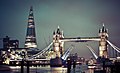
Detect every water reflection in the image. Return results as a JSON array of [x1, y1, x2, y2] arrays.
[[51, 67, 67, 73], [0, 65, 90, 73], [11, 66, 67, 73]]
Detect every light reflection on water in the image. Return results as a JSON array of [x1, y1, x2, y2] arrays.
[[51, 67, 67, 73], [0, 66, 67, 73], [0, 65, 89, 73]]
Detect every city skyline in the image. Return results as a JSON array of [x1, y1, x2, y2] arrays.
[[0, 0, 120, 58]]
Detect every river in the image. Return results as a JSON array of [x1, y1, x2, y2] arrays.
[[0, 65, 91, 73]]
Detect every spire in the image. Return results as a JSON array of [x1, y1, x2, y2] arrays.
[[56, 25, 60, 34], [102, 23, 104, 27], [61, 30, 64, 37], [57, 25, 60, 29], [102, 23, 108, 33], [53, 30, 55, 35], [25, 6, 37, 49], [30, 6, 33, 11], [102, 23, 105, 32], [99, 23, 108, 33], [29, 6, 33, 17]]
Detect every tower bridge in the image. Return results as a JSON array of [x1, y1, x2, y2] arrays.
[[8, 24, 120, 66], [52, 24, 108, 60], [9, 23, 120, 66], [6, 6, 120, 67], [50, 24, 120, 64]]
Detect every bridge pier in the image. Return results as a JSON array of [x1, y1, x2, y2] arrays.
[[27, 61, 30, 73], [67, 58, 71, 73], [20, 59, 30, 73], [21, 59, 24, 73]]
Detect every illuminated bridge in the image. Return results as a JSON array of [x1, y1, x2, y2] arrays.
[[3, 6, 120, 67], [7, 24, 120, 66]]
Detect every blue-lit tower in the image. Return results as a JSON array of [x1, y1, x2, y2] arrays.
[[25, 6, 37, 49]]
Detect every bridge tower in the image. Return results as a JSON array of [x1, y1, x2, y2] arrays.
[[99, 24, 108, 58], [25, 6, 37, 49], [53, 26, 64, 58]]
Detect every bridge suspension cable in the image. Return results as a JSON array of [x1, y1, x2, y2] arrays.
[[62, 45, 73, 60], [30, 42, 53, 59], [107, 40, 120, 53], [86, 44, 98, 59], [110, 41, 120, 51]]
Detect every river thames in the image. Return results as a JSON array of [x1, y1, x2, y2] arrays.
[[0, 65, 90, 73]]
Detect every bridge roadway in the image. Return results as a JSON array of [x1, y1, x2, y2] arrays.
[[60, 37, 100, 42], [9, 59, 50, 66]]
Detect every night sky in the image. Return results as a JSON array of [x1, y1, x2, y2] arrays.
[[0, 0, 120, 58]]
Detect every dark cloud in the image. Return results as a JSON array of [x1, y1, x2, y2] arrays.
[[0, 0, 120, 58]]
